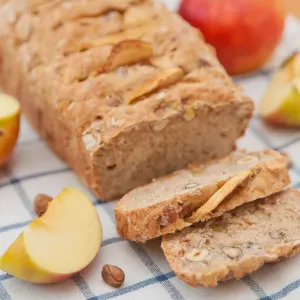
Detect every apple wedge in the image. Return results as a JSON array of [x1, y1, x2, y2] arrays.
[[126, 68, 184, 104], [102, 40, 153, 73], [0, 188, 102, 284], [0, 93, 20, 166], [259, 53, 300, 126], [81, 24, 157, 50]]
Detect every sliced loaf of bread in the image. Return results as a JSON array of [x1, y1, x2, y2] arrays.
[[162, 189, 300, 287], [115, 150, 290, 242]]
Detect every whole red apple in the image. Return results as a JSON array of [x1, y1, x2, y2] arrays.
[[179, 0, 285, 75]]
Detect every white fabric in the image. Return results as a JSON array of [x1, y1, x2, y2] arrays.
[[1, 2, 300, 299]]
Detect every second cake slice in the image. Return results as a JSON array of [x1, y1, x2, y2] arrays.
[[162, 189, 300, 287], [115, 150, 290, 242]]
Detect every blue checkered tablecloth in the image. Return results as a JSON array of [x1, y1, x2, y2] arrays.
[[1, 1, 300, 299]]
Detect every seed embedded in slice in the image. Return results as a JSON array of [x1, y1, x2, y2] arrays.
[[222, 246, 242, 259], [186, 248, 210, 262]]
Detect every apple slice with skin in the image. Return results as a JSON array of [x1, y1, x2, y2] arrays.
[[0, 188, 102, 284], [259, 54, 300, 127], [0, 93, 20, 166]]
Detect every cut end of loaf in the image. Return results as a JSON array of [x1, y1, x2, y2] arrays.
[[90, 98, 252, 200]]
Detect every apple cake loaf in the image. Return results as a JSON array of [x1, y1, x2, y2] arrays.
[[115, 150, 290, 242], [0, 0, 253, 199], [162, 189, 300, 287]]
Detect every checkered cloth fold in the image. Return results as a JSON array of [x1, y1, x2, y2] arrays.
[[1, 2, 300, 299]]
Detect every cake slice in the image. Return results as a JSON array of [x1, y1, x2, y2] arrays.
[[162, 189, 300, 287], [114, 150, 290, 242]]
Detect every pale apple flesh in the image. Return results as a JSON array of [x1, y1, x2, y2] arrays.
[[0, 93, 20, 166], [0, 233, 71, 284], [0, 188, 102, 284], [259, 54, 300, 127]]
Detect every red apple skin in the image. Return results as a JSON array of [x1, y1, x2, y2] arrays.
[[179, 0, 285, 75]]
